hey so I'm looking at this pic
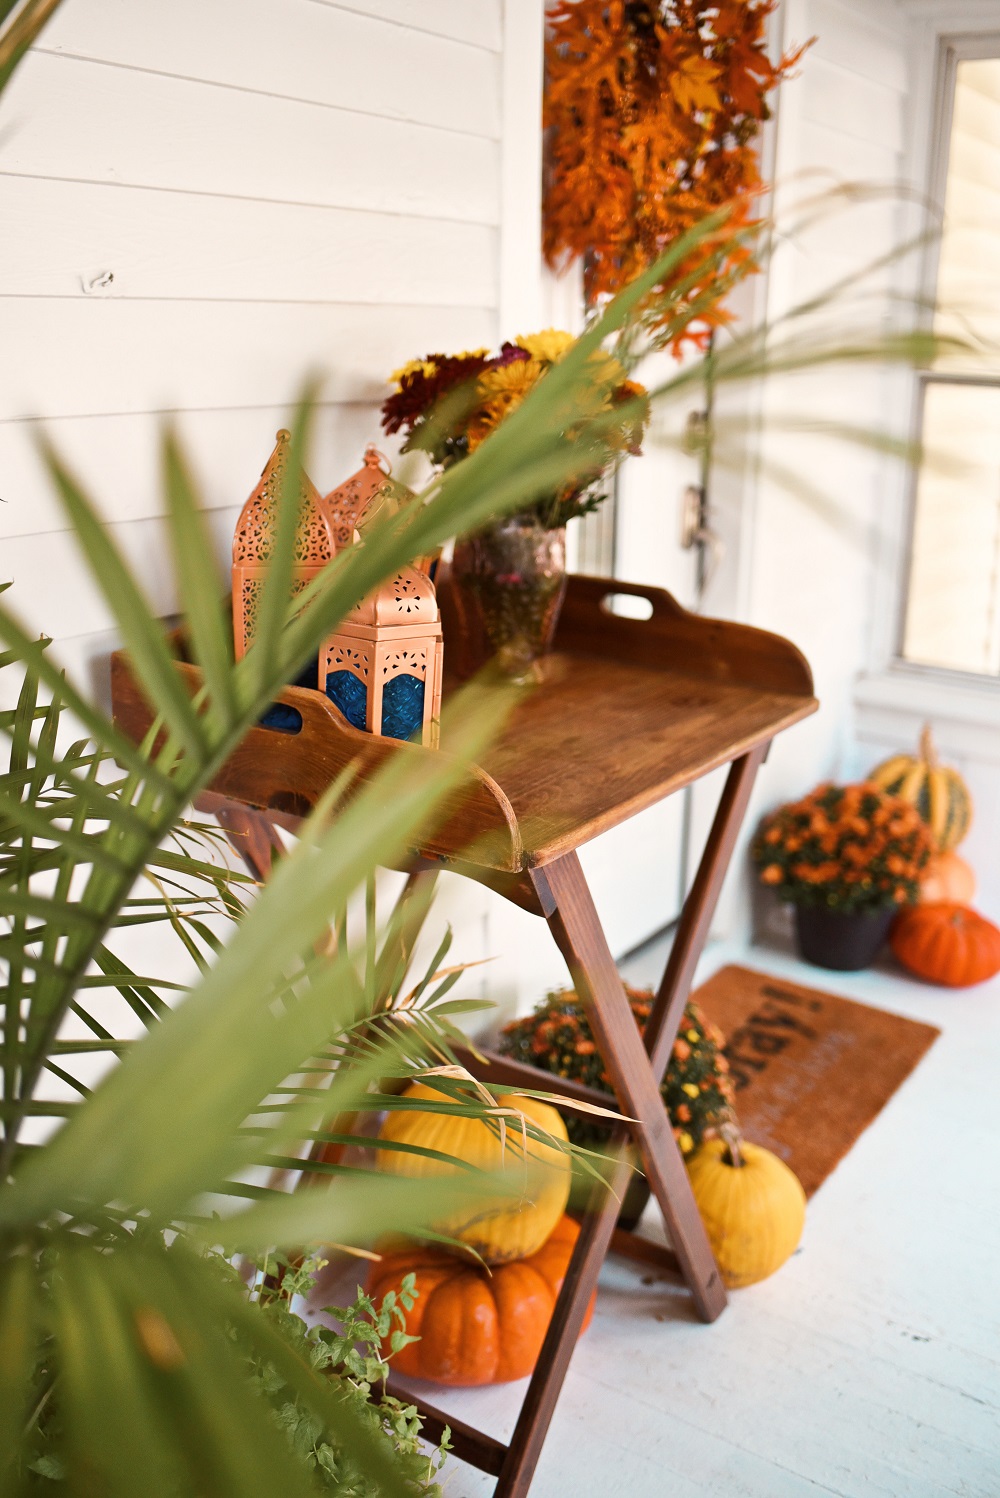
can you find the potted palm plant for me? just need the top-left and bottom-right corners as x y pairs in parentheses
(0, 218), (770, 1489)
(0, 13), (958, 1463)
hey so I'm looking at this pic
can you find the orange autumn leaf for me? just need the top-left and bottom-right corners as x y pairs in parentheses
(668, 53), (723, 113)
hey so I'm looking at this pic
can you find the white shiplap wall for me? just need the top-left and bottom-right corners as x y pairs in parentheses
(659, 0), (921, 948)
(0, 0), (507, 685)
(0, 0), (579, 1021)
(752, 0), (1000, 931)
(718, 0), (920, 946)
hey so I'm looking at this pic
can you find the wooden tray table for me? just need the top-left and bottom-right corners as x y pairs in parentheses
(111, 572), (816, 1498)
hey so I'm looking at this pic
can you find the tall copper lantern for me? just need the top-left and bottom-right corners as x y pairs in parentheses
(232, 429), (333, 661)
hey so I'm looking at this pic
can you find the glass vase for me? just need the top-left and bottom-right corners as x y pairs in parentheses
(450, 517), (567, 683)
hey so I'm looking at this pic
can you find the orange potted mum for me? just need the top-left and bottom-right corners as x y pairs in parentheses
(752, 781), (933, 970)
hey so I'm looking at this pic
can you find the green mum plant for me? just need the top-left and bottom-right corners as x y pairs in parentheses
(499, 984), (735, 1160)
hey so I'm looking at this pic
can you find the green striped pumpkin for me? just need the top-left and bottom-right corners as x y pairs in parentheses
(870, 726), (971, 852)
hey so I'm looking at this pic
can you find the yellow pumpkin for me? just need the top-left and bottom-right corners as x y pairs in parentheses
(687, 1130), (805, 1288)
(869, 726), (971, 852)
(919, 850), (976, 905)
(376, 1082), (571, 1264)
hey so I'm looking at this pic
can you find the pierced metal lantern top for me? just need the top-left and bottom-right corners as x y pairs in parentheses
(323, 445), (416, 550)
(233, 429), (332, 566)
(345, 565), (440, 631)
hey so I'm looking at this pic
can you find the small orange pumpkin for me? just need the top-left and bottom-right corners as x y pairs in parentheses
(890, 902), (1000, 987)
(367, 1216), (594, 1386)
(919, 851), (976, 904)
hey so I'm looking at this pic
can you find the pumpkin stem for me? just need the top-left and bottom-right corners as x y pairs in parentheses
(720, 1117), (744, 1169)
(919, 723), (938, 769)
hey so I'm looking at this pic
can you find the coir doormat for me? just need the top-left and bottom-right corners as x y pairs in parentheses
(691, 964), (940, 1196)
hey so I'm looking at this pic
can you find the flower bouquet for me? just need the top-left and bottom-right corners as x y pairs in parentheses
(499, 983), (734, 1225)
(752, 780), (933, 969)
(381, 331), (649, 678)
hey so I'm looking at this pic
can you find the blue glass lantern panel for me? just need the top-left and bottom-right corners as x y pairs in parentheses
(325, 669), (368, 731)
(381, 673), (425, 741)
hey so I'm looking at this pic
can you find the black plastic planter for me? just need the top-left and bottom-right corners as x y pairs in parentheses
(793, 903), (897, 971)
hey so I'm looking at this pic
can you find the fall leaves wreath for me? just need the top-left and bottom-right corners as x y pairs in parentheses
(543, 0), (810, 347)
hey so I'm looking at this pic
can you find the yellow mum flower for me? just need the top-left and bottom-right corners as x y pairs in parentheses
(585, 350), (628, 389)
(387, 357), (436, 387)
(682, 1082), (700, 1099)
(515, 328), (576, 363)
(388, 349), (489, 388)
(678, 1131), (695, 1155)
(686, 1029), (699, 1043)
(466, 359), (546, 452)
(478, 359), (545, 398)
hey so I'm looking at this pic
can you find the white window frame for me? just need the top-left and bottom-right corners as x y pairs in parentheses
(855, 4), (1000, 762)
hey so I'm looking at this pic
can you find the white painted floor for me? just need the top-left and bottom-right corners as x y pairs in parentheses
(403, 936), (1000, 1498)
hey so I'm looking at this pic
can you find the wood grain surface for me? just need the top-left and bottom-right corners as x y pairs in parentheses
(111, 575), (817, 874)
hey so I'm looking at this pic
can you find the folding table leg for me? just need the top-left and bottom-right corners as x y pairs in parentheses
(492, 850), (729, 1497)
(532, 853), (725, 1323)
(494, 1146), (632, 1498)
(645, 745), (769, 1081)
(205, 796), (285, 881)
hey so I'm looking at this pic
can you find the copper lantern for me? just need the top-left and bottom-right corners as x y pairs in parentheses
(321, 564), (444, 746)
(323, 443), (417, 549)
(318, 447), (443, 746)
(232, 429), (333, 661)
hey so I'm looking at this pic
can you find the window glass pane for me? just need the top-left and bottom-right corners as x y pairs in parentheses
(935, 59), (1000, 364)
(903, 381), (1000, 675)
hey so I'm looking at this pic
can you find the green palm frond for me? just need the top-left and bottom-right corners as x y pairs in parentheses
(0, 202), (963, 1494)
(0, 0), (64, 93)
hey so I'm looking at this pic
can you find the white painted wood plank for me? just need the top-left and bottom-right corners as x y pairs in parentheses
(788, 196), (905, 269)
(808, 0), (909, 90)
(800, 54), (906, 154)
(498, 0), (544, 332)
(37, 0), (501, 139)
(578, 796), (686, 953)
(310, 0), (502, 50)
(0, 298), (495, 418)
(0, 53), (499, 225)
(794, 118), (903, 184)
(0, 176), (496, 305)
(0, 403), (414, 540)
(3, 508), (240, 646)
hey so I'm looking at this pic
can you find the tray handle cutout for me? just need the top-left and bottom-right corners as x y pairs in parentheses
(258, 703), (303, 735)
(600, 590), (655, 621)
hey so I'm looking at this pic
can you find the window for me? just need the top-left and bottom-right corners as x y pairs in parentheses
(902, 45), (1000, 679)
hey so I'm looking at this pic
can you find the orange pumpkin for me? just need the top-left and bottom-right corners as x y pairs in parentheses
(367, 1216), (594, 1386)
(919, 851), (976, 905)
(890, 902), (1000, 987)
